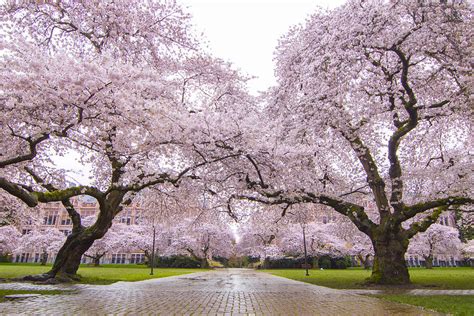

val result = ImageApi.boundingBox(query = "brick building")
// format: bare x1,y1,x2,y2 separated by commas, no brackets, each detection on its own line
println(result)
14,196,146,265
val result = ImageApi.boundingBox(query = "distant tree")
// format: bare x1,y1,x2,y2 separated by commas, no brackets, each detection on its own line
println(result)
171,216,234,268
17,228,65,265
0,226,22,258
408,223,461,269
461,240,474,266
453,207,474,242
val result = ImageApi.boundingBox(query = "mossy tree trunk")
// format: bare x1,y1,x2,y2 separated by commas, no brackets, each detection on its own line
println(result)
368,229,410,285
24,191,124,282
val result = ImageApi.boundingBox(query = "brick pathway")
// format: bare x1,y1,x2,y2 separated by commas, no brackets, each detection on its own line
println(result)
0,269,438,315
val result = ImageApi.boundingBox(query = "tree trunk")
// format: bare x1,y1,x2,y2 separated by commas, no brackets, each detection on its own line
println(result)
40,251,48,266
48,232,96,281
424,255,433,269
94,255,101,267
312,257,319,269
368,231,410,285
358,254,372,270
201,257,209,269
24,221,112,282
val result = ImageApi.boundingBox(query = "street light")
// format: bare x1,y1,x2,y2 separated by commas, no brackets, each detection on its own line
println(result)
302,224,309,276
150,222,156,275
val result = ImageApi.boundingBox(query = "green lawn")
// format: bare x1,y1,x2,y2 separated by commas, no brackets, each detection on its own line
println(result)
0,289,69,303
266,268,474,315
0,263,207,285
374,295,474,316
264,267,474,289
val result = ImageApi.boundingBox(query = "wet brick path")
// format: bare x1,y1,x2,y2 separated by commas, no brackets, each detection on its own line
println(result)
0,269,438,315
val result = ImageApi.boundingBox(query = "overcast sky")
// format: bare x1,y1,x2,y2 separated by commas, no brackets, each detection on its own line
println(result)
181,0,346,94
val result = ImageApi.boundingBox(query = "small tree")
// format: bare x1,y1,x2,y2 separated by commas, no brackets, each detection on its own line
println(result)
16,228,65,265
408,223,461,269
0,226,22,260
170,217,234,268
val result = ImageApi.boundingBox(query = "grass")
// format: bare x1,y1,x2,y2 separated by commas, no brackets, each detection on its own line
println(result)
374,295,474,316
266,268,474,315
264,267,474,289
0,289,69,303
0,263,207,285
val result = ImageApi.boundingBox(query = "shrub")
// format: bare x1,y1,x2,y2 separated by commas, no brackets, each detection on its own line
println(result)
156,255,201,268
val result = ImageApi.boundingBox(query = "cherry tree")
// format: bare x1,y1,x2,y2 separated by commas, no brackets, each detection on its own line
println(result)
0,225,22,257
116,223,173,265
0,0,250,282
16,228,65,265
408,223,461,269
237,207,286,267
347,231,374,270
280,223,348,262
170,217,234,268
461,240,474,266
229,0,473,284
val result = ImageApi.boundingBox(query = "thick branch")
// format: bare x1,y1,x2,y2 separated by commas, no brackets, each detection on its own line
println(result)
340,132,390,217
245,154,268,189
0,133,49,168
405,207,446,238
400,196,474,222
0,177,39,207
25,167,83,231
387,47,418,211
230,190,377,237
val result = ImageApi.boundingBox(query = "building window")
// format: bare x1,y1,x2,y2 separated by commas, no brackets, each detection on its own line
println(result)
44,214,58,225
120,217,131,225
18,253,30,263
130,253,145,264
111,253,126,264
61,218,72,225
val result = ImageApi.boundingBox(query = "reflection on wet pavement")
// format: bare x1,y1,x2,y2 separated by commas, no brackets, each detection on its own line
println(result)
0,268,438,315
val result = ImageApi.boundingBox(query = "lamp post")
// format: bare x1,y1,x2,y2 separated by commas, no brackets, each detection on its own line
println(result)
302,224,309,276
150,223,156,275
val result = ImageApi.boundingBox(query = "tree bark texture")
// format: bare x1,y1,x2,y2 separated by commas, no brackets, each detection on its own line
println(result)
369,230,410,285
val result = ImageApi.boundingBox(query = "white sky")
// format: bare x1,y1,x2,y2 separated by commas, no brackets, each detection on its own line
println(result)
59,0,347,182
180,0,346,94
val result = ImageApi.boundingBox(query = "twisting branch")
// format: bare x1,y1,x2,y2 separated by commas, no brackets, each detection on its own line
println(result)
405,206,447,238
24,167,83,231
245,154,268,189
338,130,391,218
228,190,377,237
386,46,418,213
0,133,49,168
398,196,474,222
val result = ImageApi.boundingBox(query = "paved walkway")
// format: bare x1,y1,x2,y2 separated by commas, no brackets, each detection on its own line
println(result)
0,269,439,315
